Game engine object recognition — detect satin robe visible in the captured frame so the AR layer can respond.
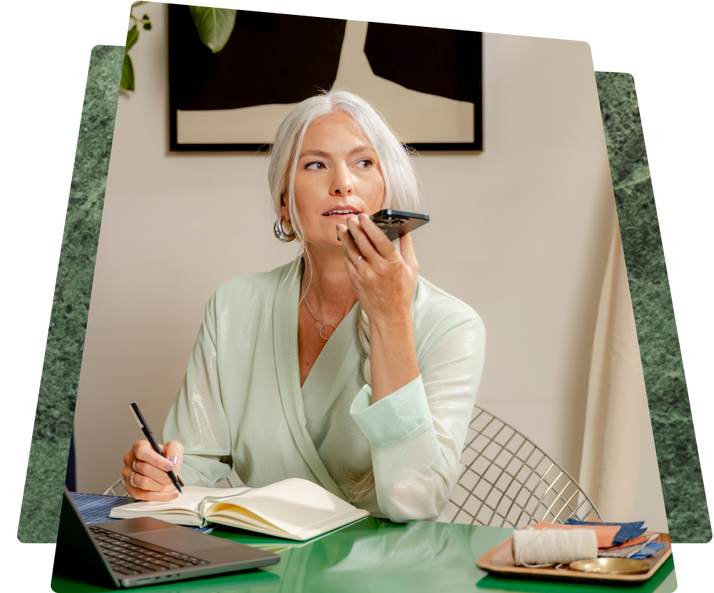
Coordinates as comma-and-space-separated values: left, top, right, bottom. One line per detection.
162, 262, 485, 521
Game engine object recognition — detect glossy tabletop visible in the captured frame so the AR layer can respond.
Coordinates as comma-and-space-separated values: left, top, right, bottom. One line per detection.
52, 518, 676, 593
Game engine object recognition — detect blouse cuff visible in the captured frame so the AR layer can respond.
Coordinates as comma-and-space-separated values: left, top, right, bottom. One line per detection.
177, 455, 230, 488
350, 376, 432, 447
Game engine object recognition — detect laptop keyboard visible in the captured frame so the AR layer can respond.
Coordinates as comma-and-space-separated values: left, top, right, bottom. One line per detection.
89, 525, 209, 575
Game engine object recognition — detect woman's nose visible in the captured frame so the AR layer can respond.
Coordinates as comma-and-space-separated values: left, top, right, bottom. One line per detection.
330, 166, 353, 196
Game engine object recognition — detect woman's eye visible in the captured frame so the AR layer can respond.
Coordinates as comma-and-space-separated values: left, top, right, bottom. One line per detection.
305, 162, 325, 170
357, 159, 373, 168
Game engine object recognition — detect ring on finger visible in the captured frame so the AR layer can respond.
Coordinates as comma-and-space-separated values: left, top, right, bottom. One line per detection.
353, 255, 364, 266
130, 471, 138, 489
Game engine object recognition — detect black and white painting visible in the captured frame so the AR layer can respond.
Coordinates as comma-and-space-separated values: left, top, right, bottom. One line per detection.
169, 7, 482, 151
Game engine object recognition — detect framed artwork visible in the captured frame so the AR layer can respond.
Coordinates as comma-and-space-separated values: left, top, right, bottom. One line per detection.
168, 6, 482, 151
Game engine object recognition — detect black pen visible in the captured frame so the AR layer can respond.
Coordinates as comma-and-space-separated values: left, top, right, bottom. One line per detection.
129, 403, 182, 494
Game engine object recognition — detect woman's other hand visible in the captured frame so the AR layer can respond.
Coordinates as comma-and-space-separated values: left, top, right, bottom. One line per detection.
122, 440, 184, 501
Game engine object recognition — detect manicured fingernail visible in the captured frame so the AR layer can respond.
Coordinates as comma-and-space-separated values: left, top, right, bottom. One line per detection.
358, 213, 367, 221
173, 492, 180, 499
169, 456, 178, 465
336, 224, 344, 231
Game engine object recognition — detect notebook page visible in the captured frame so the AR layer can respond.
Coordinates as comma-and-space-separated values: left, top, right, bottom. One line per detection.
206, 478, 366, 537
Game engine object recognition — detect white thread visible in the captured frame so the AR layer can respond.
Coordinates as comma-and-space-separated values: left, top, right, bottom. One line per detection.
512, 528, 598, 567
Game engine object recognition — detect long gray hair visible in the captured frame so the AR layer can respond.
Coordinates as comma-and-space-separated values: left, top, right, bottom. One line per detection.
268, 91, 421, 501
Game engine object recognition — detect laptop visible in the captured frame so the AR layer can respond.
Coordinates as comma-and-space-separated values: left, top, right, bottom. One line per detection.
53, 487, 280, 588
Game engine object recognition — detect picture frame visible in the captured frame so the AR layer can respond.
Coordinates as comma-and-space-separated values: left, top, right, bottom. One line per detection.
169, 6, 483, 152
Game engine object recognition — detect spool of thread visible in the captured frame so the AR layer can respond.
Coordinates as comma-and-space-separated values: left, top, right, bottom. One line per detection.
512, 528, 598, 567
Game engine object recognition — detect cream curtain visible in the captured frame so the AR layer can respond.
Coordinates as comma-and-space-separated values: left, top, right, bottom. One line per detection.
579, 213, 662, 523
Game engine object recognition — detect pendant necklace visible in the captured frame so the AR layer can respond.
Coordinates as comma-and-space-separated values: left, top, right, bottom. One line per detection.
301, 285, 337, 340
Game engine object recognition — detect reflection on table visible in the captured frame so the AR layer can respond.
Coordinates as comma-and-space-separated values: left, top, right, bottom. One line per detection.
52, 517, 676, 593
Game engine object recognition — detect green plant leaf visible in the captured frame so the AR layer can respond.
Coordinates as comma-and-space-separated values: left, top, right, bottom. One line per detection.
189, 6, 237, 53
142, 14, 152, 30
126, 24, 139, 52
121, 54, 135, 91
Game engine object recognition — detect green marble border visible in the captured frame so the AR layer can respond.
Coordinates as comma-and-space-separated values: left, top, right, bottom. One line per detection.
16, 46, 711, 543
16, 46, 124, 543
595, 72, 711, 543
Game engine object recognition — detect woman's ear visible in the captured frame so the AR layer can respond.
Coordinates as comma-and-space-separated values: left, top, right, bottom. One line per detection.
280, 195, 290, 221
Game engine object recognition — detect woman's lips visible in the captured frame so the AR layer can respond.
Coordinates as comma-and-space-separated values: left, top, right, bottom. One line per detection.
323, 208, 361, 218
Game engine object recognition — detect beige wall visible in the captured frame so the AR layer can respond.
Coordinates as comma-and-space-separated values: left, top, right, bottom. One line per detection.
74, 4, 666, 530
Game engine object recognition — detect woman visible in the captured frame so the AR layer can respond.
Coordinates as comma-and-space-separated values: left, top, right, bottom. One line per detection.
122, 91, 485, 522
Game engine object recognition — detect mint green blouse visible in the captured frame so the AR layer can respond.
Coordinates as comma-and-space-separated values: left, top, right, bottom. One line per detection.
162, 262, 485, 522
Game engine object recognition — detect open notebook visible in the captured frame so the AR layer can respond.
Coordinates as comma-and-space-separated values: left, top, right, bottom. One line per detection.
110, 478, 369, 541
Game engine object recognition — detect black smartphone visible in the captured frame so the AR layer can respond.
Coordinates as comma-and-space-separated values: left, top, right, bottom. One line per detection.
371, 209, 430, 241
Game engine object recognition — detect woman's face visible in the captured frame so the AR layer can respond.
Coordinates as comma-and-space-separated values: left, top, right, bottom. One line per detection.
282, 111, 385, 252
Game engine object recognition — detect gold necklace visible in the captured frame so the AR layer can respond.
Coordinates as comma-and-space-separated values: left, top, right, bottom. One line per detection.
301, 286, 337, 340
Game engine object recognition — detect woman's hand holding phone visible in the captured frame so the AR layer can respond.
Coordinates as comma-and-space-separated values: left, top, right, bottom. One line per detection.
337, 213, 417, 324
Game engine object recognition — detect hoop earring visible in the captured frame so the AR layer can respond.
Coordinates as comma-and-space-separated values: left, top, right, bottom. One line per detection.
274, 217, 296, 243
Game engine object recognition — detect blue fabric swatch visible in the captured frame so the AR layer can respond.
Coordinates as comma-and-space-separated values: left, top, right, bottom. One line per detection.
564, 519, 646, 546
630, 542, 666, 560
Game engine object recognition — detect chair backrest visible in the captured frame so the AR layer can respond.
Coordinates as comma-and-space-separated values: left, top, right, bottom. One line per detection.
446, 406, 602, 528
104, 470, 240, 496
103, 478, 129, 497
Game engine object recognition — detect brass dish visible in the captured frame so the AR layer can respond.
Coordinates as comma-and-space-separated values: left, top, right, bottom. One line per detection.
569, 558, 651, 575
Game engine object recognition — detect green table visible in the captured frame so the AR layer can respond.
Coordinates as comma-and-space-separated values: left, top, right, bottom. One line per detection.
52, 518, 676, 592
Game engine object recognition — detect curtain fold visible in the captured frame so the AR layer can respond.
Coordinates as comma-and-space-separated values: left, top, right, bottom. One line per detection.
579, 213, 653, 521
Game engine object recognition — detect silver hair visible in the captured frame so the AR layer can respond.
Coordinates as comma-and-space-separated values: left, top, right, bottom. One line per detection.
267, 91, 421, 502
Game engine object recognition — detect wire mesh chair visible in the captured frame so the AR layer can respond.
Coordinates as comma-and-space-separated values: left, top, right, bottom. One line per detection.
103, 477, 130, 496
102, 470, 239, 496
446, 406, 602, 528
